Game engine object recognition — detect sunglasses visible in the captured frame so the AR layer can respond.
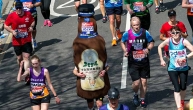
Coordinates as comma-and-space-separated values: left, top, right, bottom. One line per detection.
171, 31, 180, 35
16, 7, 22, 9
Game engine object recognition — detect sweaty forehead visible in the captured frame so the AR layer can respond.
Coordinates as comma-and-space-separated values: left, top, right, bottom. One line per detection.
31, 59, 39, 63
131, 20, 140, 25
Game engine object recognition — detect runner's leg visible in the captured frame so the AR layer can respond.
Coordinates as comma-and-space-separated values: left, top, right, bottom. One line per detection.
40, 0, 52, 26
115, 6, 122, 39
40, 103, 49, 110
99, 0, 107, 23
139, 78, 147, 99
31, 105, 41, 110
179, 71, 188, 108
74, 0, 80, 13
187, 15, 193, 43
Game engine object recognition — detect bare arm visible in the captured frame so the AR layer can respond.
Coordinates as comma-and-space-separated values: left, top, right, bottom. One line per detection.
181, 32, 188, 38
158, 39, 169, 66
17, 61, 30, 81
121, 41, 128, 57
182, 0, 193, 8
183, 39, 193, 58
160, 33, 167, 41
45, 69, 60, 104
73, 67, 86, 78
4, 24, 15, 35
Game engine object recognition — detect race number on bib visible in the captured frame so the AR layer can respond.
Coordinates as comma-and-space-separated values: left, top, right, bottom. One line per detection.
31, 86, 44, 96
16, 29, 28, 38
82, 22, 94, 35
78, 49, 105, 91
23, 2, 32, 11
133, 2, 143, 12
133, 50, 146, 61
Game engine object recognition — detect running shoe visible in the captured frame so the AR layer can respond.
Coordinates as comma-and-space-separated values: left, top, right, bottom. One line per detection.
47, 20, 53, 27
159, 3, 166, 12
43, 20, 48, 26
116, 29, 122, 40
102, 16, 107, 23
140, 100, 147, 108
25, 75, 30, 85
155, 7, 160, 14
33, 39, 37, 48
133, 94, 140, 107
111, 39, 117, 46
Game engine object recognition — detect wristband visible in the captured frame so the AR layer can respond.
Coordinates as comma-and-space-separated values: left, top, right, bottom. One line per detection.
54, 95, 57, 97
147, 48, 151, 52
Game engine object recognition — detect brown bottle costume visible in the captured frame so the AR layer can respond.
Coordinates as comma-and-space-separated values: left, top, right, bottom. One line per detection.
72, 4, 110, 100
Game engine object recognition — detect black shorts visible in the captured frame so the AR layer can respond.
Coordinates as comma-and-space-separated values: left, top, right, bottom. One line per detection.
31, 95, 51, 106
13, 42, 33, 56
86, 97, 104, 103
105, 6, 123, 16
128, 64, 150, 81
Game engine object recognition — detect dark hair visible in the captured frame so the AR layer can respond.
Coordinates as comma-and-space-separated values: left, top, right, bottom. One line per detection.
31, 55, 40, 62
170, 26, 181, 32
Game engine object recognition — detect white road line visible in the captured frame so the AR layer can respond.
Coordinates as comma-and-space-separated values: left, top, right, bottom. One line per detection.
120, 12, 130, 89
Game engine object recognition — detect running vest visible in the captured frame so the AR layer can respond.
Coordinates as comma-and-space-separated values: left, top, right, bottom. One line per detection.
168, 38, 189, 71
187, 0, 193, 16
29, 67, 49, 99
127, 29, 149, 66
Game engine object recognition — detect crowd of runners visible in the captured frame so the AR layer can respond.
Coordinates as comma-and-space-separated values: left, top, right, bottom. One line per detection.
0, 0, 193, 110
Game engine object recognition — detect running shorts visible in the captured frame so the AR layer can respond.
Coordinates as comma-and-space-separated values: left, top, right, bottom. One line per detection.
13, 42, 33, 56
105, 6, 123, 16
128, 64, 150, 81
30, 94, 51, 106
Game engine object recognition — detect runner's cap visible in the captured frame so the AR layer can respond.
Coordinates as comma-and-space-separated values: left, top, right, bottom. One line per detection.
15, 1, 23, 8
168, 9, 176, 17
108, 87, 120, 99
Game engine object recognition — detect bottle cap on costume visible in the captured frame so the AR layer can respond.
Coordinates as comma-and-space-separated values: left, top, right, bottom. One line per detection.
78, 4, 95, 17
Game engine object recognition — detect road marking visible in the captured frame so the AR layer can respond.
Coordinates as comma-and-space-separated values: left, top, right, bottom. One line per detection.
50, 0, 100, 17
120, 12, 130, 89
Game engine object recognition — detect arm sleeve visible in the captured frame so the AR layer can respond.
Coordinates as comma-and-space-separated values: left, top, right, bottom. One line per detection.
146, 30, 154, 42
5, 14, 12, 26
124, 0, 130, 4
121, 31, 129, 42
160, 24, 165, 34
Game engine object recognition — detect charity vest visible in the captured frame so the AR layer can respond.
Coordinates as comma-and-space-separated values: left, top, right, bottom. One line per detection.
127, 29, 149, 66
168, 38, 189, 71
29, 67, 49, 99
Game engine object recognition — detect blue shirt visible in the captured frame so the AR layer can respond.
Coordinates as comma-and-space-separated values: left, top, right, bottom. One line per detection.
105, 0, 123, 8
16, 0, 40, 13
121, 29, 153, 43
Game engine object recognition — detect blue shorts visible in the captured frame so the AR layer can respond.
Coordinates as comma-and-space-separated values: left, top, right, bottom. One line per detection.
105, 6, 123, 16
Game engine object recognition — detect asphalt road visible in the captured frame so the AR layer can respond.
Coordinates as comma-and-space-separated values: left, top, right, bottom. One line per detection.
0, 0, 193, 110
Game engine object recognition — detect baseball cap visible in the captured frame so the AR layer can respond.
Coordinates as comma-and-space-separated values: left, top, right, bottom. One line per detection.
168, 9, 176, 17
108, 88, 120, 99
15, 1, 23, 8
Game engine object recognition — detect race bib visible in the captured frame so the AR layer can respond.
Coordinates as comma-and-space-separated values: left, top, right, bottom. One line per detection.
132, 42, 143, 50
78, 49, 105, 91
31, 86, 44, 96
133, 50, 146, 61
16, 29, 28, 38
110, 0, 119, 4
81, 22, 94, 35
23, 2, 32, 11
133, 2, 143, 12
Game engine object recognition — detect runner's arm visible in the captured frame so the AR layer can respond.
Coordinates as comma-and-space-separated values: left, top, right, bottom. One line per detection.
33, 2, 41, 7
158, 38, 169, 60
182, 0, 193, 8
4, 24, 15, 34
73, 67, 86, 78
183, 39, 193, 59
181, 32, 188, 38
44, 69, 58, 97
17, 67, 30, 82
160, 33, 167, 41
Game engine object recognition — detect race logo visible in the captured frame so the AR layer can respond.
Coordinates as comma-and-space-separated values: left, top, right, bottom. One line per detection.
132, 42, 143, 50
78, 49, 105, 91
133, 2, 143, 12
81, 22, 94, 35
132, 50, 146, 61
25, 17, 29, 22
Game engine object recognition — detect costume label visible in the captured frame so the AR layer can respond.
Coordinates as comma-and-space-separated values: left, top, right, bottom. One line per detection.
133, 2, 143, 12
78, 49, 105, 91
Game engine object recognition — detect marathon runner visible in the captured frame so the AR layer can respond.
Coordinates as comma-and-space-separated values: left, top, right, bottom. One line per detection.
158, 26, 193, 110
4, 1, 35, 84
160, 9, 188, 58
121, 16, 154, 108
40, 0, 52, 27
72, 4, 110, 110
15, 0, 41, 49
17, 55, 60, 110
124, 0, 153, 30
0, 0, 4, 23
104, 0, 123, 46
99, 0, 107, 23
99, 87, 130, 110
182, 0, 193, 44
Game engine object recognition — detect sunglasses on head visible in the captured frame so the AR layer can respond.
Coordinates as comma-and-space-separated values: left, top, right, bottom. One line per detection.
171, 31, 180, 35
16, 7, 22, 9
